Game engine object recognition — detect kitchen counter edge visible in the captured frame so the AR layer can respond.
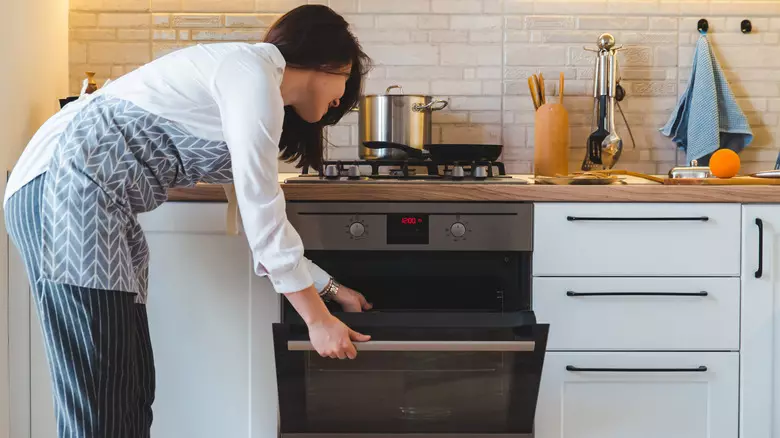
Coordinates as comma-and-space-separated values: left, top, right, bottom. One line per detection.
167, 182, 780, 203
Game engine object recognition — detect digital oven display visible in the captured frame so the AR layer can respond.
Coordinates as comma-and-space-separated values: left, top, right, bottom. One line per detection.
387, 214, 429, 245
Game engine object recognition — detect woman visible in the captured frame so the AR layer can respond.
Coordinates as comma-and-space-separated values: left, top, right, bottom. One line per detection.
4, 5, 372, 437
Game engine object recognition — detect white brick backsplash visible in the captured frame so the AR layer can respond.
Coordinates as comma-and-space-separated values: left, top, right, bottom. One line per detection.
441, 44, 502, 66
535, 1, 608, 14
451, 15, 502, 30
450, 96, 501, 110
90, 42, 151, 63
152, 0, 181, 11
429, 30, 468, 43
432, 111, 470, 124
71, 13, 98, 27
326, 126, 351, 147
98, 13, 151, 27
522, 16, 576, 30
621, 67, 670, 80
483, 80, 502, 94
342, 14, 375, 29
71, 0, 148, 11
365, 80, 430, 94
182, 0, 253, 11
470, 31, 503, 43
364, 44, 439, 65
418, 16, 449, 29
192, 29, 264, 40
375, 15, 418, 29
355, 30, 411, 43
118, 29, 150, 40
506, 44, 567, 65
153, 29, 176, 40
478, 67, 502, 79
359, 0, 430, 13
650, 17, 678, 30
69, 2, 780, 172
152, 42, 192, 58
578, 16, 649, 30
411, 31, 429, 42
329, 0, 358, 13
72, 29, 117, 40
431, 0, 482, 13
432, 80, 482, 95
503, 126, 527, 146
441, 125, 501, 143
619, 46, 653, 66
386, 66, 463, 79
172, 14, 221, 27
505, 30, 532, 42
251, 0, 305, 12
224, 14, 279, 27
470, 111, 502, 124
153, 14, 171, 27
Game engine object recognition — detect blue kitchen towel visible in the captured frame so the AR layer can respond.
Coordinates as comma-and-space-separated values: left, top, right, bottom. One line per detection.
660, 34, 752, 165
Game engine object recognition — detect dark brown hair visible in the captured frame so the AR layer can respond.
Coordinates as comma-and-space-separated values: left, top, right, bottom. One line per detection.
264, 5, 371, 169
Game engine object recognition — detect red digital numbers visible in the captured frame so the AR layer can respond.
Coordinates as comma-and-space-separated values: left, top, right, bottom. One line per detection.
401, 217, 421, 225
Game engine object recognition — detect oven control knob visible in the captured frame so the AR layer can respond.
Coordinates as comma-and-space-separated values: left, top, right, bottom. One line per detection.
347, 165, 361, 180
452, 166, 465, 179
450, 222, 467, 237
474, 166, 488, 179
349, 222, 366, 238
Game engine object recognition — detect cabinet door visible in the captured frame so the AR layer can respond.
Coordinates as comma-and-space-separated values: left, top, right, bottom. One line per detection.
740, 205, 780, 438
534, 352, 739, 438
139, 202, 281, 438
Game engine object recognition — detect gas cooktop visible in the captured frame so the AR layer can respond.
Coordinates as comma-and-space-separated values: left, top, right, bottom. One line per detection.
284, 159, 529, 184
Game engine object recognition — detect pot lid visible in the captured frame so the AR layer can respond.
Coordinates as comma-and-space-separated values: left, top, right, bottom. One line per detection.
363, 84, 432, 98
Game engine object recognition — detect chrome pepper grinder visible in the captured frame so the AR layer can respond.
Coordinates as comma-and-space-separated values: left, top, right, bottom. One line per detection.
583, 33, 625, 171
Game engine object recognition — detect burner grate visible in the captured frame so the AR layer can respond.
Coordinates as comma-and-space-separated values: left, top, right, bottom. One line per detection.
303, 159, 507, 179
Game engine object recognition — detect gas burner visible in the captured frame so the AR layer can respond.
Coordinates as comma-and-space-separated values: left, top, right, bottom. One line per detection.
289, 158, 523, 184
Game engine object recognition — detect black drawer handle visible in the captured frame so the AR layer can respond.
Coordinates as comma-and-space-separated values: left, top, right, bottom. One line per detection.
566, 365, 708, 373
756, 218, 764, 279
566, 291, 708, 297
567, 216, 709, 222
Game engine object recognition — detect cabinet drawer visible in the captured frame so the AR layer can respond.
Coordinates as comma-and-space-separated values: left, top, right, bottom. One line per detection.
535, 351, 739, 438
533, 277, 740, 350
533, 203, 741, 276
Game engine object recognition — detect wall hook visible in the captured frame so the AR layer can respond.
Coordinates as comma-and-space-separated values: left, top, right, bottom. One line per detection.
741, 19, 752, 33
698, 18, 709, 34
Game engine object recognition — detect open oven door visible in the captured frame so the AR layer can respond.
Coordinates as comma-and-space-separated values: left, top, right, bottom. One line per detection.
273, 311, 548, 438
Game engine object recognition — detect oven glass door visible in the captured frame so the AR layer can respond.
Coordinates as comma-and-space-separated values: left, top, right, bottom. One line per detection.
273, 312, 548, 436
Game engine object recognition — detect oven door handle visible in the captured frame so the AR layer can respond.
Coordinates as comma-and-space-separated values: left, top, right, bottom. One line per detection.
287, 340, 535, 352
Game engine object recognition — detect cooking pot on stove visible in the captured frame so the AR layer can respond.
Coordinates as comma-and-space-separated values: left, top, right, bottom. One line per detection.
357, 85, 449, 160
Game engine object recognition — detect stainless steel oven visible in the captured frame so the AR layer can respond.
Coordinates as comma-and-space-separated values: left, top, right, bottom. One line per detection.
274, 202, 548, 437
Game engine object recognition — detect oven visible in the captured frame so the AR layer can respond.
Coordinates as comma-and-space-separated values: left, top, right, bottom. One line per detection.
274, 202, 548, 437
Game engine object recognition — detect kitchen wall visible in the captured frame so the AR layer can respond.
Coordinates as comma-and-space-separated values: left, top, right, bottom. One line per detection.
2, 0, 69, 434
69, 0, 780, 174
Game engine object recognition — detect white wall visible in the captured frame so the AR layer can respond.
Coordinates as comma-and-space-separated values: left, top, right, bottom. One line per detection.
0, 0, 68, 434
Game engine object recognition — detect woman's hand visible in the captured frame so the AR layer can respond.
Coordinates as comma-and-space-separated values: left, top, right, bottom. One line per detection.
308, 314, 371, 359
333, 285, 372, 312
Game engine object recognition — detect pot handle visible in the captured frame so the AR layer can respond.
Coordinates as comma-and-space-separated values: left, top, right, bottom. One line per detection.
413, 99, 449, 112
386, 85, 404, 94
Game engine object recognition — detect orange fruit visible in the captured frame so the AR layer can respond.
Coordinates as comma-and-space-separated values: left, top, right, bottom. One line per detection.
709, 149, 741, 178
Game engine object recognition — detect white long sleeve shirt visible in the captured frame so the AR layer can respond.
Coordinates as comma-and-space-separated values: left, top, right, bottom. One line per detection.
3, 42, 331, 294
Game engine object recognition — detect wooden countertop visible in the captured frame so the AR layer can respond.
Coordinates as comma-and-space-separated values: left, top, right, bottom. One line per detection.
167, 174, 780, 203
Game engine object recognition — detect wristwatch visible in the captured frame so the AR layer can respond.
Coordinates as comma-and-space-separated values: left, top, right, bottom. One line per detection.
320, 278, 340, 302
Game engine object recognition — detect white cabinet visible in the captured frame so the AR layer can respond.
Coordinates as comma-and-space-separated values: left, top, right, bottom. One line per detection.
535, 352, 739, 438
533, 203, 741, 277
740, 205, 780, 438
10, 202, 282, 438
533, 277, 740, 351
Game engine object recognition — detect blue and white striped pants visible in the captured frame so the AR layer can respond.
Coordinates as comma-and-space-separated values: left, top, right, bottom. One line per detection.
5, 173, 156, 438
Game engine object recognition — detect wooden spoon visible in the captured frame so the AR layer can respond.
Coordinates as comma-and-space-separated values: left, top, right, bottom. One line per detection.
559, 72, 565, 104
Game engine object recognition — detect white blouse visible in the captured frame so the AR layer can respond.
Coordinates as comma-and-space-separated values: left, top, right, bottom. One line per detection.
4, 42, 332, 295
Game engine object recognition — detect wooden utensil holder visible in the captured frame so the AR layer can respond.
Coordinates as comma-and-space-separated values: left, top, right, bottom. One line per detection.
533, 102, 570, 177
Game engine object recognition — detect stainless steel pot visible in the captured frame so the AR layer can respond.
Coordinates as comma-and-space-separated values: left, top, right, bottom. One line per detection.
357, 85, 449, 160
